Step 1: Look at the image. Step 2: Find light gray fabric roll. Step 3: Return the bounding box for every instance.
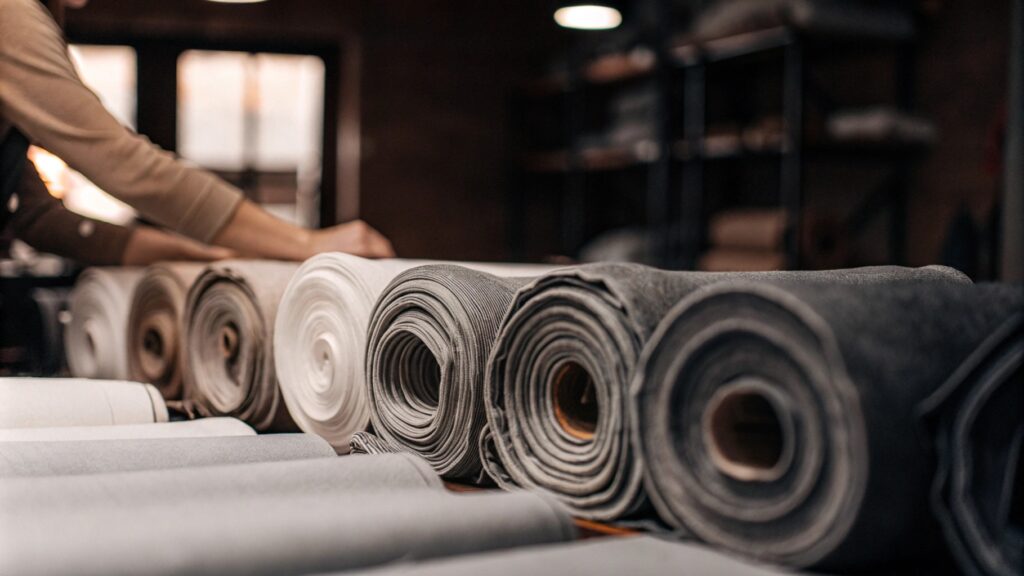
[350,430,405,455]
[366,265,534,481]
[634,281,1021,570]
[127,262,206,400]
[0,433,334,478]
[183,260,300,432]
[65,267,144,379]
[0,377,167,429]
[0,489,576,576]
[0,453,441,514]
[341,536,792,576]
[483,264,970,521]
[0,417,253,442]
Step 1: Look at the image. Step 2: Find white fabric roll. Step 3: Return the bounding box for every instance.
[274,254,557,452]
[0,417,252,442]
[65,267,145,379]
[0,378,168,429]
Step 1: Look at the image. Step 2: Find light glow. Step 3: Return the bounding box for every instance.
[554,4,622,30]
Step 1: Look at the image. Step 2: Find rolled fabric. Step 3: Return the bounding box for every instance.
[483,264,970,521]
[0,377,167,428]
[0,417,254,442]
[127,262,206,400]
[0,489,576,576]
[634,281,1021,570]
[918,312,1024,576]
[338,536,792,576]
[366,264,539,480]
[65,267,144,379]
[0,453,441,513]
[28,287,69,375]
[275,254,556,453]
[350,430,405,455]
[0,433,334,478]
[183,260,299,431]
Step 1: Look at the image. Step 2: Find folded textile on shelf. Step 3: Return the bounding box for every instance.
[127,262,206,400]
[634,280,1021,571]
[0,488,576,576]
[0,433,334,478]
[918,312,1024,576]
[0,377,167,429]
[182,260,299,432]
[0,417,253,442]
[65,267,144,379]
[697,248,787,272]
[707,209,789,252]
[483,264,969,521]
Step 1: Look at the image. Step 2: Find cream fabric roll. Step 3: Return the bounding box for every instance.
[65,267,144,379]
[0,417,253,442]
[183,260,300,432]
[275,254,556,452]
[127,262,206,400]
[0,378,168,428]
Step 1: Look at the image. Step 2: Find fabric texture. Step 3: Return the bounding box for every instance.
[634,280,1020,570]
[0,433,334,478]
[127,262,206,400]
[0,417,253,442]
[350,430,406,455]
[0,377,167,429]
[65,267,145,379]
[918,311,1024,576]
[483,264,970,522]
[0,488,576,576]
[183,260,299,432]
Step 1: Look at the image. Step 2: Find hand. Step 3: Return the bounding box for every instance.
[309,220,396,259]
[122,227,236,266]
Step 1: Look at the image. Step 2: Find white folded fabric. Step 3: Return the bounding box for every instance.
[65,267,144,379]
[0,377,167,429]
[0,417,252,442]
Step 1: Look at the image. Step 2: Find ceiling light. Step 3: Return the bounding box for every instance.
[554,3,622,31]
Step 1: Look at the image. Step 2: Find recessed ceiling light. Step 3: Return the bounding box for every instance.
[554,3,622,31]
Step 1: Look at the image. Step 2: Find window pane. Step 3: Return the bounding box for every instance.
[177,50,248,170]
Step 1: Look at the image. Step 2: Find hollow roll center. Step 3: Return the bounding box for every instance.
[552,362,600,440]
[219,323,240,361]
[704,383,790,482]
[400,333,442,409]
[143,328,164,359]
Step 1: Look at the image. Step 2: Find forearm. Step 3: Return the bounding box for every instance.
[210,200,314,261]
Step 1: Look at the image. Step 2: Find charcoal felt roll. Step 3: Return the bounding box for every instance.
[0,433,334,477]
[0,377,167,428]
[918,311,1024,576]
[183,260,299,431]
[0,417,254,442]
[634,280,1022,570]
[0,488,576,576]
[483,264,969,521]
[65,267,144,379]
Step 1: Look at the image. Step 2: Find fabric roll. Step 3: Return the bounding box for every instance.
[127,262,206,400]
[350,430,405,455]
[483,264,970,521]
[0,488,576,576]
[366,264,535,481]
[65,267,144,379]
[634,281,1021,570]
[918,312,1024,576]
[339,535,792,576]
[183,260,299,432]
[0,433,334,478]
[275,254,555,453]
[0,377,167,428]
[28,287,69,375]
[0,417,254,442]
[0,453,442,514]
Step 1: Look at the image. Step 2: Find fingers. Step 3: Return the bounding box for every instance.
[313,220,396,259]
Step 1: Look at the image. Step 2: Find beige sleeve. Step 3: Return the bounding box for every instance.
[0,0,243,243]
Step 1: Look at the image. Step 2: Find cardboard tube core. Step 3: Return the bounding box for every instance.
[552,362,599,440]
[704,382,791,482]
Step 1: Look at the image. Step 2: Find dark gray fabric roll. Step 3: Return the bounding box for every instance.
[918,311,1024,576]
[635,280,1022,571]
[339,535,793,576]
[0,489,576,576]
[483,264,970,521]
[365,264,533,481]
[0,433,335,478]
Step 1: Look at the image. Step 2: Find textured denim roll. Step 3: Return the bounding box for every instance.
[635,281,1021,570]
[183,260,299,431]
[483,264,970,521]
[0,417,254,442]
[127,262,205,400]
[65,267,144,379]
[918,311,1024,576]
[0,433,334,478]
[0,377,167,429]
[0,489,576,576]
[338,535,791,576]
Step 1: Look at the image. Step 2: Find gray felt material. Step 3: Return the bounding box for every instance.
[483,264,970,521]
[0,488,576,576]
[0,433,335,478]
[634,280,1022,571]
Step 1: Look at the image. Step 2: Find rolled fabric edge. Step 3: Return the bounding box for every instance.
[0,417,253,442]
